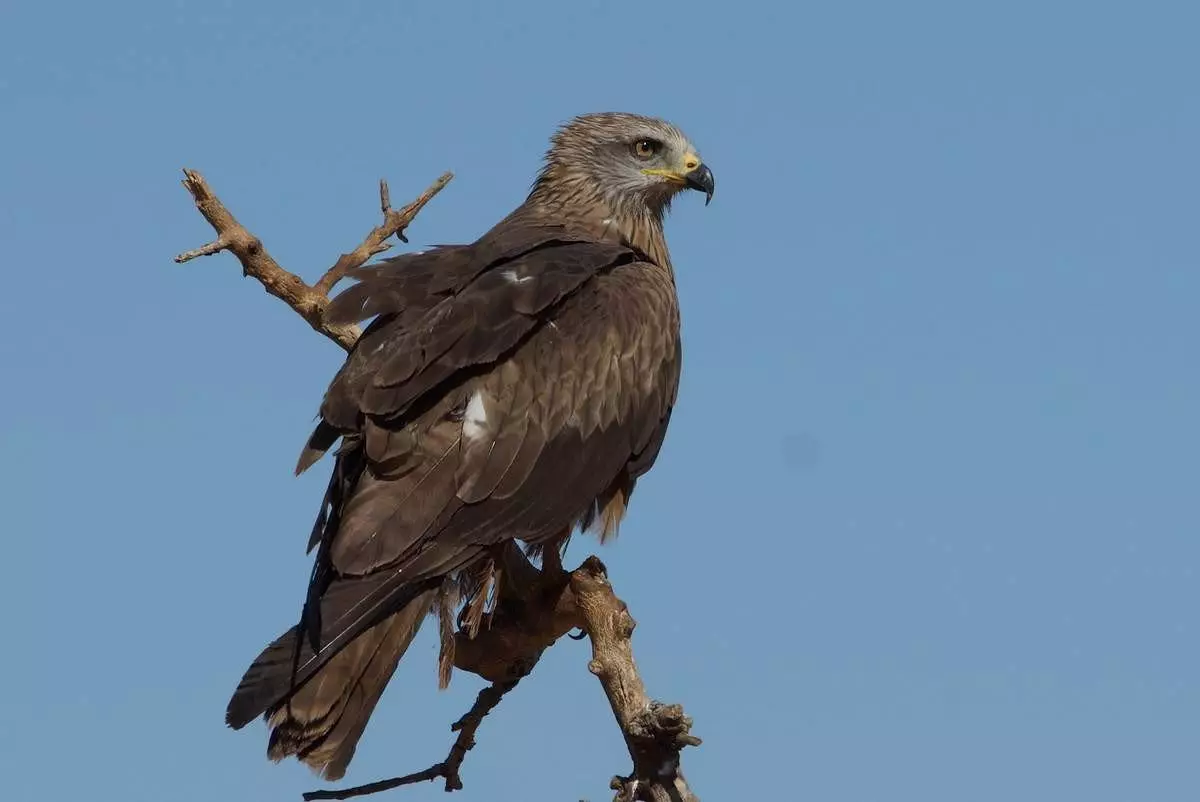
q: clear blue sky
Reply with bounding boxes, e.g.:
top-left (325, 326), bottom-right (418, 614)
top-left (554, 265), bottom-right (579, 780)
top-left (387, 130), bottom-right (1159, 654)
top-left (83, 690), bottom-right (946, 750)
top-left (1, 1), bottom-right (1196, 800)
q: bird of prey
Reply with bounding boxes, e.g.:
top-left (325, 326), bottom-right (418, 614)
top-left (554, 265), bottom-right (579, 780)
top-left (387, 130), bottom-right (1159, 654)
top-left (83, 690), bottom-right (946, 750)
top-left (225, 112), bottom-right (714, 780)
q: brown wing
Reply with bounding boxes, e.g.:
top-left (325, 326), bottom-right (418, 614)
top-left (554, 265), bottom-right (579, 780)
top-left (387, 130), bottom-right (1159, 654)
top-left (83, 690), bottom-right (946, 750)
top-left (299, 217), bottom-right (609, 443)
top-left (245, 225), bottom-right (679, 716)
top-left (434, 261), bottom-right (682, 547)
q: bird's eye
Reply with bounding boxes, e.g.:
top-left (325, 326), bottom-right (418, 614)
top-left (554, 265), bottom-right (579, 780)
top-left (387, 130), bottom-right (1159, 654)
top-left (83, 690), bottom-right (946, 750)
top-left (632, 139), bottom-right (660, 159)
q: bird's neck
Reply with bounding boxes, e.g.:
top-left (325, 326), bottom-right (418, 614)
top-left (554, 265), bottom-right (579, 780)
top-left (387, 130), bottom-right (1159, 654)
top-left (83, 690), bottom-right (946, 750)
top-left (524, 182), bottom-right (674, 275)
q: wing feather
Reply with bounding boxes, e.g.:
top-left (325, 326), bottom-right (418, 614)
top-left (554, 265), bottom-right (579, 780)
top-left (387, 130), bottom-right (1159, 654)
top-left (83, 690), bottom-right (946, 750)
top-left (455, 362), bottom-right (537, 504)
top-left (332, 419), bottom-right (463, 575)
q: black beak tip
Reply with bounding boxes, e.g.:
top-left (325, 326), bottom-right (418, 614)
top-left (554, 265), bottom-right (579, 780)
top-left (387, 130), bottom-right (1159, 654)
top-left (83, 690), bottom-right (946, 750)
top-left (686, 163), bottom-right (715, 206)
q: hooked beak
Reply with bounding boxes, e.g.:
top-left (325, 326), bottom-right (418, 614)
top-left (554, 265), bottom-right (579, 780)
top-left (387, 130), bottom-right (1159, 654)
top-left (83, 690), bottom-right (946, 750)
top-left (642, 152), bottom-right (716, 205)
top-left (684, 162), bottom-right (715, 206)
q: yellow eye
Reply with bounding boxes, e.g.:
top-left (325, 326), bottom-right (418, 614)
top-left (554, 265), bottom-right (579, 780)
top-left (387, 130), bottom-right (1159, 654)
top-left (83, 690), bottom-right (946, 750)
top-left (633, 139), bottom-right (659, 159)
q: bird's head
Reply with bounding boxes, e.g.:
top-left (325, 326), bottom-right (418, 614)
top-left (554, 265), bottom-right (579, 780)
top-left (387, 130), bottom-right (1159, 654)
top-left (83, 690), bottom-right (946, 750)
top-left (534, 112), bottom-right (714, 219)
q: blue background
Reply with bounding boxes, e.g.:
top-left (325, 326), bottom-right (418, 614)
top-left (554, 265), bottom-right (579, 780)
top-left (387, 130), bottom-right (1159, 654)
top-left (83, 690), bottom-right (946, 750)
top-left (1, 1), bottom-right (1196, 800)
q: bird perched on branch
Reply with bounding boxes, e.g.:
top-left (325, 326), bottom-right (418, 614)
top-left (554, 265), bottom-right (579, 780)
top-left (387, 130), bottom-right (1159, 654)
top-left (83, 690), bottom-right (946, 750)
top-left (225, 112), bottom-right (714, 780)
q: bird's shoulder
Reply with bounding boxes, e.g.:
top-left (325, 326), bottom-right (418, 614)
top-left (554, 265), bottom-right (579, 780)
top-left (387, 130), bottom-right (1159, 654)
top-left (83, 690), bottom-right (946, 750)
top-left (323, 210), bottom-right (641, 331)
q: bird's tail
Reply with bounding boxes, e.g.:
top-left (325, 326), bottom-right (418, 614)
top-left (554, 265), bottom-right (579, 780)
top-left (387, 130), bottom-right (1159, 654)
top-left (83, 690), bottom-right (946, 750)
top-left (226, 586), bottom-right (438, 781)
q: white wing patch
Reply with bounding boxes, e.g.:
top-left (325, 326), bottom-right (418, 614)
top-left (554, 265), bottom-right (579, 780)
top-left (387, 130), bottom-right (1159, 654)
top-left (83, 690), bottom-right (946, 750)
top-left (463, 390), bottom-right (489, 441)
top-left (501, 269), bottom-right (533, 285)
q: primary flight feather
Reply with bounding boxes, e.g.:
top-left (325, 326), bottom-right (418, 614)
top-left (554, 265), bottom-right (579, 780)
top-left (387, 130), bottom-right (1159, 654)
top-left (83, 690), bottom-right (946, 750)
top-left (226, 112), bottom-right (714, 780)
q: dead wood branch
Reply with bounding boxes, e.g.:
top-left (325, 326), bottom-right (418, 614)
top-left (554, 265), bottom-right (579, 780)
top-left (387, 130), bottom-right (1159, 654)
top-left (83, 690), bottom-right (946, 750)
top-left (312, 175), bottom-right (453, 297)
top-left (450, 542), bottom-right (580, 682)
top-left (573, 557), bottom-right (701, 802)
top-left (174, 168), bottom-right (453, 350)
top-left (176, 171), bottom-right (700, 801)
top-left (302, 679), bottom-right (522, 800)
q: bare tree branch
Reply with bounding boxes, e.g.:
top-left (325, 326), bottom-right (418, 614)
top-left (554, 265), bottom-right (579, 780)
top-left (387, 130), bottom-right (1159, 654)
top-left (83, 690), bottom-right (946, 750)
top-left (175, 171), bottom-right (701, 801)
top-left (302, 680), bottom-right (522, 801)
top-left (174, 168), bottom-right (453, 351)
top-left (303, 554), bottom-right (700, 801)
top-left (313, 174), bottom-right (453, 297)
top-left (450, 543), bottom-right (580, 683)
top-left (573, 558), bottom-right (701, 802)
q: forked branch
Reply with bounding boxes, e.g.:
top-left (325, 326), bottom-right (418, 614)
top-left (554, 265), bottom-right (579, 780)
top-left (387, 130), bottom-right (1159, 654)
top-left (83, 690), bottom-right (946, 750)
top-left (174, 168), bottom-right (452, 350)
